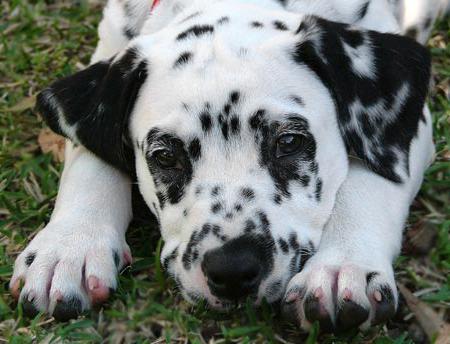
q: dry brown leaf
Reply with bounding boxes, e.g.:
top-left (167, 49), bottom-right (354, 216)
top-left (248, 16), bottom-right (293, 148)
top-left (398, 283), bottom-right (449, 343)
top-left (38, 128), bottom-right (65, 162)
top-left (6, 95), bottom-right (36, 112)
top-left (403, 220), bottom-right (437, 256)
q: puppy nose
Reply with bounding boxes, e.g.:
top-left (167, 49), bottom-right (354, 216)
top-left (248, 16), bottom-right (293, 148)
top-left (202, 235), bottom-right (265, 300)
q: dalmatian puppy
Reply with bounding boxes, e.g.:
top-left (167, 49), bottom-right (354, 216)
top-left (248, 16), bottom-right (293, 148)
top-left (10, 0), bottom-right (440, 332)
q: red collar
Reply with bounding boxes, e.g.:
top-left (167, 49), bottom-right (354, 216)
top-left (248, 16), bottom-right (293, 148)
top-left (151, 0), bottom-right (160, 12)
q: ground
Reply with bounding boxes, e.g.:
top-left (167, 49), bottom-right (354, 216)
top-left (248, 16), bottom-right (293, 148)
top-left (0, 1), bottom-right (449, 343)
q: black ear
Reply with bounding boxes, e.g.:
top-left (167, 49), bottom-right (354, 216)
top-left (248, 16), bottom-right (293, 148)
top-left (293, 16), bottom-right (431, 182)
top-left (36, 48), bottom-right (148, 173)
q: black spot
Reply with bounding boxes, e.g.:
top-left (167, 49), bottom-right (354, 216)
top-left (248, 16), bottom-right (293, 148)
top-left (188, 138), bottom-right (201, 161)
top-left (273, 193), bottom-right (282, 204)
top-left (299, 175), bottom-right (310, 187)
top-left (248, 109), bottom-right (266, 131)
top-left (211, 202), bottom-right (223, 214)
top-left (225, 212), bottom-right (233, 220)
top-left (230, 116), bottom-right (240, 134)
top-left (234, 204), bottom-right (243, 212)
top-left (223, 104), bottom-right (231, 115)
top-left (366, 271), bottom-right (379, 284)
top-left (113, 250), bottom-right (120, 268)
top-left (217, 16), bottom-right (229, 25)
top-left (258, 211), bottom-right (270, 234)
top-left (199, 111), bottom-right (212, 133)
top-left (230, 91), bottom-right (240, 104)
top-left (221, 122), bottom-right (229, 140)
top-left (288, 232), bottom-right (300, 251)
top-left (156, 191), bottom-right (166, 209)
top-left (278, 238), bottom-right (289, 253)
top-left (211, 186), bottom-right (221, 197)
top-left (123, 27), bottom-right (137, 40)
top-left (298, 241), bottom-right (315, 273)
top-left (183, 209), bottom-right (188, 217)
top-left (241, 187), bottom-right (255, 200)
top-left (315, 178), bottom-right (322, 202)
top-left (291, 95), bottom-right (304, 106)
top-left (173, 51), bottom-right (192, 68)
top-left (25, 253), bottom-right (36, 267)
top-left (244, 219), bottom-right (256, 233)
top-left (251, 21), bottom-right (263, 28)
top-left (357, 1), bottom-right (370, 21)
top-left (177, 25), bottom-right (214, 40)
top-left (273, 21), bottom-right (288, 31)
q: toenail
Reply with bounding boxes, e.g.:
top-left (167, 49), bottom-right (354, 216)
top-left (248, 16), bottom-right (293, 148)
top-left (124, 251), bottom-right (133, 265)
top-left (374, 290), bottom-right (382, 302)
top-left (343, 288), bottom-right (352, 301)
top-left (284, 291), bottom-right (298, 304)
top-left (314, 287), bottom-right (323, 299)
top-left (88, 276), bottom-right (99, 291)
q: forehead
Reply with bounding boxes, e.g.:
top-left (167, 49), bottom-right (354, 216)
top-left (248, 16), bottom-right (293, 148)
top-left (130, 3), bottom-right (335, 140)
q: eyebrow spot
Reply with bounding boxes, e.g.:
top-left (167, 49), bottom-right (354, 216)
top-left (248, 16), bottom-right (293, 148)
top-left (251, 21), bottom-right (263, 28)
top-left (217, 16), bottom-right (230, 25)
top-left (177, 25), bottom-right (214, 40)
top-left (173, 51), bottom-right (193, 68)
top-left (241, 187), bottom-right (255, 200)
top-left (273, 21), bottom-right (288, 31)
top-left (199, 111), bottom-right (212, 132)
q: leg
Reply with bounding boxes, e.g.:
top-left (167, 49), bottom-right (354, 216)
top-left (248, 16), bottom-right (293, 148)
top-left (285, 108), bottom-right (434, 331)
top-left (10, 143), bottom-right (133, 320)
top-left (10, 0), bottom-right (137, 320)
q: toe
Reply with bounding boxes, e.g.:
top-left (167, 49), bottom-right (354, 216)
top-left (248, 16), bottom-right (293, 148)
top-left (52, 294), bottom-right (84, 321)
top-left (10, 278), bottom-right (23, 300)
top-left (86, 276), bottom-right (111, 304)
top-left (48, 259), bottom-right (90, 318)
top-left (84, 247), bottom-right (120, 304)
top-left (304, 291), bottom-right (334, 332)
top-left (336, 299), bottom-right (369, 332)
top-left (371, 285), bottom-right (396, 325)
top-left (21, 294), bottom-right (40, 318)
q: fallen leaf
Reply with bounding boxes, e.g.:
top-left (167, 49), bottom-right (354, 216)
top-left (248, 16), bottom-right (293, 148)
top-left (6, 95), bottom-right (36, 112)
top-left (403, 220), bottom-right (437, 256)
top-left (398, 283), bottom-right (449, 343)
top-left (38, 128), bottom-right (65, 162)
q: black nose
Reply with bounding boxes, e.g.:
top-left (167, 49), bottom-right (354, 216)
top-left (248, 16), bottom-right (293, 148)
top-left (201, 235), bottom-right (268, 301)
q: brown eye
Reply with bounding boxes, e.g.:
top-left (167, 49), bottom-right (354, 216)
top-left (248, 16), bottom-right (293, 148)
top-left (276, 134), bottom-right (304, 157)
top-left (154, 149), bottom-right (177, 168)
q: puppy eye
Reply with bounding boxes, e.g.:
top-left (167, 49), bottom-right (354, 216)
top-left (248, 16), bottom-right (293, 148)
top-left (276, 134), bottom-right (304, 158)
top-left (153, 149), bottom-right (178, 168)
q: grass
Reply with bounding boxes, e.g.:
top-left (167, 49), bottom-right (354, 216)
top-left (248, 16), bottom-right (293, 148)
top-left (0, 1), bottom-right (449, 342)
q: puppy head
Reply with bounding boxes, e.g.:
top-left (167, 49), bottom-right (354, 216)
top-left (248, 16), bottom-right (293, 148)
top-left (37, 6), bottom-right (430, 307)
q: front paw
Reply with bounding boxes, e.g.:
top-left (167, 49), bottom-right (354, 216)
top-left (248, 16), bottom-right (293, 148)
top-left (9, 221), bottom-right (132, 321)
top-left (283, 255), bottom-right (397, 333)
